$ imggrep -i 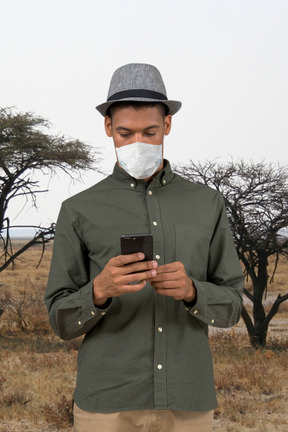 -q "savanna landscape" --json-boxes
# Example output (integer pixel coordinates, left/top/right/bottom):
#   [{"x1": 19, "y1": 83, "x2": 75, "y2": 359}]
[{"x1": 0, "y1": 240, "x2": 287, "y2": 432}]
